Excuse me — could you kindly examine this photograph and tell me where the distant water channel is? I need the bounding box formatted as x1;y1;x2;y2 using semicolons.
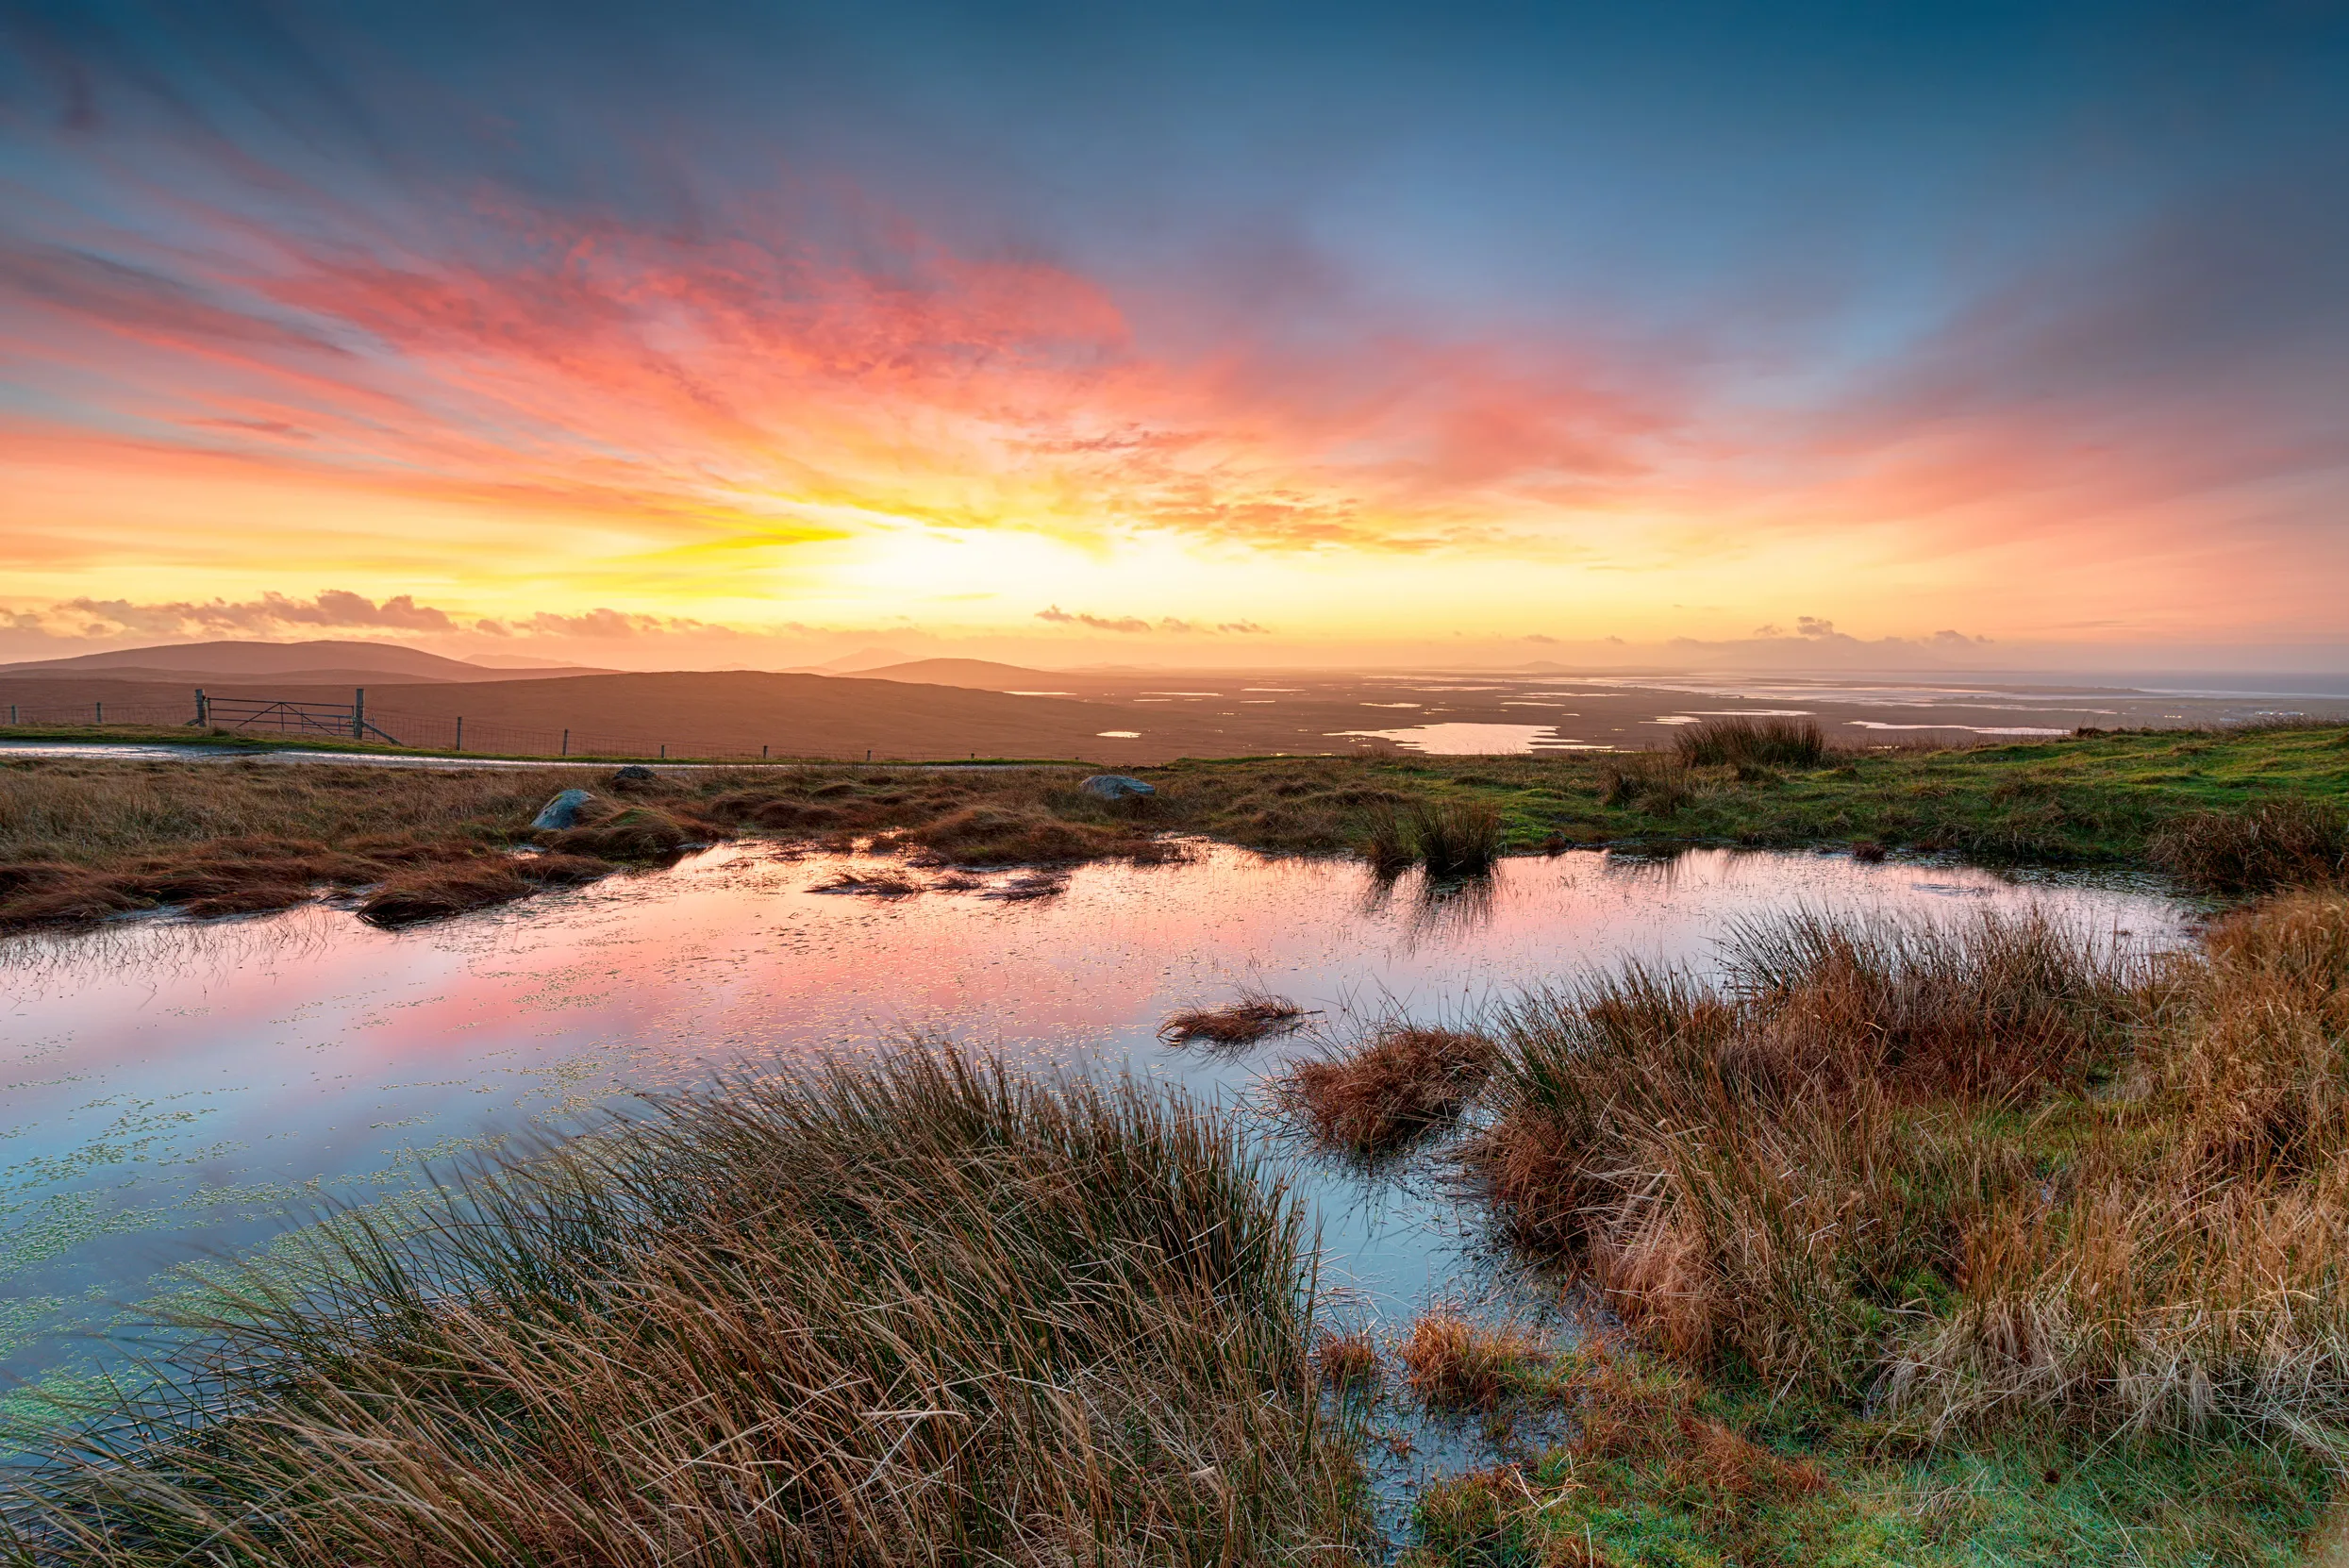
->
0;842;2190;1518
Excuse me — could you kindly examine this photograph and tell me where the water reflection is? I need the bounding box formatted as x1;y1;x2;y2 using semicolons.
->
1;842;2188;1407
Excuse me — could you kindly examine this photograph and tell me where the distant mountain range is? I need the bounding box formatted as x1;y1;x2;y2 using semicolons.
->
0;640;609;685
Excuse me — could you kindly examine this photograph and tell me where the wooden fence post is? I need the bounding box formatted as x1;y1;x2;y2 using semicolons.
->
561;728;570;756
352;689;365;742
455;717;463;752
95;701;103;724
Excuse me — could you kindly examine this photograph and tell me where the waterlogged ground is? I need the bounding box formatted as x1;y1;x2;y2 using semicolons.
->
0;841;2191;1523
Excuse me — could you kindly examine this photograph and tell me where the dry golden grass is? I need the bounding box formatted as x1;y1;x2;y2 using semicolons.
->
1396;1310;1545;1412
1314;1328;1382;1393
1279;1026;1497;1154
1158;990;1310;1047
1473;896;2349;1445
3;1053;1363;1566
2149;797;2349;892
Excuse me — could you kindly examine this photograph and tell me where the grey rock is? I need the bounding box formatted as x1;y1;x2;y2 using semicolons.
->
610;764;658;784
1079;774;1156;800
532;788;595;829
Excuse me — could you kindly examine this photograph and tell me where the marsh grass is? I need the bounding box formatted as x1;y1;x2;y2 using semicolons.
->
1473;895;2349;1447
1673;717;1831;769
807;867;925;897
11;725;2349;934
1409;800;1503;877
2150;797;2349;892
2;1053;1363;1566
1159;989;1310;1048
1394;1333;2330;1568
1598;753;1696;813
1278;1026;1497;1155
1358;800;1504;876
1396;1312;1547;1413
1314;1329;1382;1393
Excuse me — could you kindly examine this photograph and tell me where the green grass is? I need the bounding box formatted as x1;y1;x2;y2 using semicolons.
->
5;723;2344;932
1394;1340;2332;1567
1157;723;2349;869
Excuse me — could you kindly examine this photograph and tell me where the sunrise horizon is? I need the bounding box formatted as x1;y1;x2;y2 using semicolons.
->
8;2;2347;676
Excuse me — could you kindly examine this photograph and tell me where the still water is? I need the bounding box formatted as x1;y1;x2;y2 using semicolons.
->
1;840;2188;1493
4;843;2183;1348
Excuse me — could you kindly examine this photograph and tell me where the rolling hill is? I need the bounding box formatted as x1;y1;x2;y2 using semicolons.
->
853;659;1069;690
0;640;600;683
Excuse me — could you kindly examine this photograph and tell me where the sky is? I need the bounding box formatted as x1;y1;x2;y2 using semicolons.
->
2;0;2346;672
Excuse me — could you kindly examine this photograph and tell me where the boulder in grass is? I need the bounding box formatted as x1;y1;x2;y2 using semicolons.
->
610;765;658;788
531;789;595;829
1079;775;1156;801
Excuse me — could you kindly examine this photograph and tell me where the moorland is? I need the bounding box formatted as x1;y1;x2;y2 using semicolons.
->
5;719;2349;1564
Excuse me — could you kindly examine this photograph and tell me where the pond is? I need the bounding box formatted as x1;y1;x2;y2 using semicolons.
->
0;841;2190;1519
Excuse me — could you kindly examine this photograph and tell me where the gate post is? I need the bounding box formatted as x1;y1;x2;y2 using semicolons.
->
353;688;365;742
194;689;208;726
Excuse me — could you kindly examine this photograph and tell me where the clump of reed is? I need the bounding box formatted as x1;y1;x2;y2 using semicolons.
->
1277;1025;1497;1154
1358;799;1505;876
3;1053;1361;1565
357;852;620;926
808;868;925;897
2149;797;2349;892
1672;717;1831;769
1314;1328;1382;1393
1158;989;1309;1047
1396;1310;1545;1411
1468;902;2349;1442
1597;753;1696;813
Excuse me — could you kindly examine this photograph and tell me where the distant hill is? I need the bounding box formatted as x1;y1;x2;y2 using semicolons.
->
0;640;595;683
804;646;920;675
855;658;1069;691
0;665;515;690
460;653;615;674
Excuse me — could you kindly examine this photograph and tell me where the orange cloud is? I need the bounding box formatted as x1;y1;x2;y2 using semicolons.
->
0;202;1677;572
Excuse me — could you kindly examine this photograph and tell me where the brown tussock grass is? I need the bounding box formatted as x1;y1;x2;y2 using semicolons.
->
808;868;925;897
1314;1328;1382;1392
1473;895;2349;1445
2150;797;2349;892
1397;1310;1544;1411
3;1053;1363;1565
0;762;670;933
1158;990;1309;1047
1279;1025;1497;1154
1599;753;1697;813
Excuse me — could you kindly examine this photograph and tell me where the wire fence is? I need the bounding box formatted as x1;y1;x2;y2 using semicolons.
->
0;692;1112;764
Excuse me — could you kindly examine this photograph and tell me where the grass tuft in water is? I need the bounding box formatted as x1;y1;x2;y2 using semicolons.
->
3;1052;1364;1566
1279;1026;1497;1155
1159;988;1311;1048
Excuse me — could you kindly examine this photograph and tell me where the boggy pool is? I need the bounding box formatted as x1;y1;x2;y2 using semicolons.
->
0;841;2189;1516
